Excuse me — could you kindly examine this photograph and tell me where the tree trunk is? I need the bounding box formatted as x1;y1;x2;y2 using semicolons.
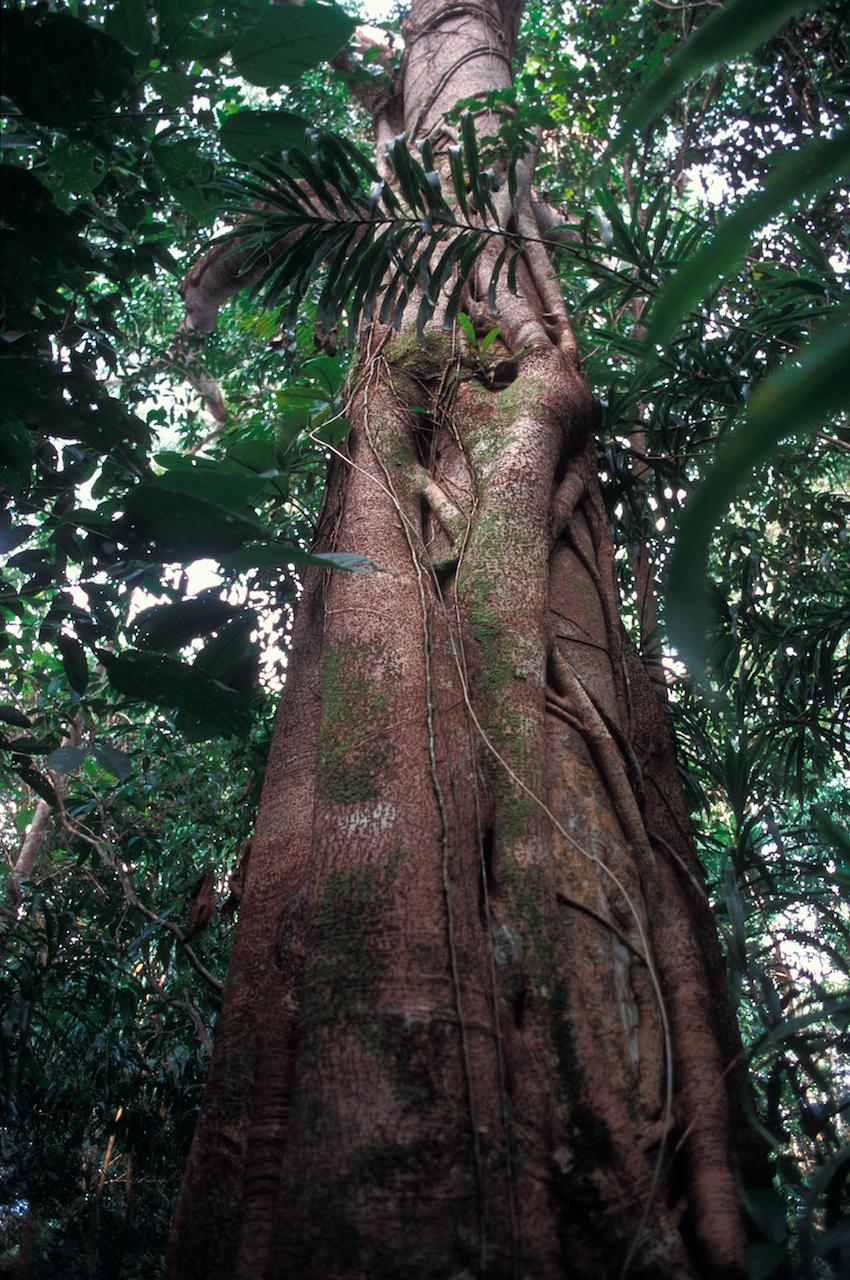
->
167;2;769;1275
5;722;81;907
8;797;53;901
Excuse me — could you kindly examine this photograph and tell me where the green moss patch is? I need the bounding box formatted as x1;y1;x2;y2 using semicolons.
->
302;850;404;1023
318;643;392;806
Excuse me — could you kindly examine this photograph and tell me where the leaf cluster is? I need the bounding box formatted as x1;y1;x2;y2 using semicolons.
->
219;115;526;335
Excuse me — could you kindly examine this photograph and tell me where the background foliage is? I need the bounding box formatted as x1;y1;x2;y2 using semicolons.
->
1;1;847;1276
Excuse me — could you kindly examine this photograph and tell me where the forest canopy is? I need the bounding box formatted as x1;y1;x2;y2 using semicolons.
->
1;0;848;1276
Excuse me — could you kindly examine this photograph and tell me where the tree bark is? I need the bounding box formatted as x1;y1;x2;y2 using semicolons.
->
5;722;81;907
8;797;53;901
166;2;769;1276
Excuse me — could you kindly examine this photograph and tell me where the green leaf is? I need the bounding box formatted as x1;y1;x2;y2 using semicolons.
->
154;0;207;47
303;550;382;574
797;1144;850;1271
126;908;176;955
723;863;748;970
648;131;850;346
98;650;252;738
47;140;107;199
149;69;194;107
300;355;344;398
448;145;470;221
91;745;133;781
57;633;89;694
193;611;259;695
233;5;357;88
15;761;60;807
480;327;501;356
311;411;351;447
151;458;270;510
461;111;482;208
220;110;311;163
751;996;850;1056
219;121;509;336
0;705;31;729
743;1186;789;1248
120;483;268;562
131;595;242;651
457;312;476;344
225;439;280;475
4;735;58;757
151;139;217;219
0;10;135;127
667;319;850;673
746;1243;787;1280
219;545;382;574
104;0;152;57
812;807;850;864
47;745;89;776
389;134;426;213
614;0;811;147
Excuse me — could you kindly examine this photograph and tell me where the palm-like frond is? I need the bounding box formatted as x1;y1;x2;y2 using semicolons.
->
216;117;526;335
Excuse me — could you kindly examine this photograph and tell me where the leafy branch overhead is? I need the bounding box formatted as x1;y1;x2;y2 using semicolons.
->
218;118;529;336
214;102;848;685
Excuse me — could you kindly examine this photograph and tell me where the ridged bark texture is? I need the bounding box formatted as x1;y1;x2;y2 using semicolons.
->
166;2;770;1276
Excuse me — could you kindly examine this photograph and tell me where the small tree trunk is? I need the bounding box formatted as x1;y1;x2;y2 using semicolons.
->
8;798;53;901
5;722;81;906
167;2;770;1276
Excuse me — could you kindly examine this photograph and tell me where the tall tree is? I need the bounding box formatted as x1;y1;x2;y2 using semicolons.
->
3;1;846;1275
165;2;773;1276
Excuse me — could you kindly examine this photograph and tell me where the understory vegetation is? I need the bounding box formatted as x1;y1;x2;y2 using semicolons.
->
1;0;848;1275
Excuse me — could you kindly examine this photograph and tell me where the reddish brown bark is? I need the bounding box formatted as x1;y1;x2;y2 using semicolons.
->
166;2;770;1276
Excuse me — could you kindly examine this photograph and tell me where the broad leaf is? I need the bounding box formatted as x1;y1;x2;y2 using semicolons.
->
0;705;31;729
301;354;344;397
120;484;267;562
220;110;311;163
155;0;208;46
151;139;217;220
4;735;58;757
225;439;281;475
14;761;60;807
104;0;153;57
0;10;135;126
91;745;133;781
149;69;195;108
57;633;89;695
131;595;243;651
98;650;252;738
194;612;260;695
47;745;89;776
151;458;271;510
233;5;357;88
